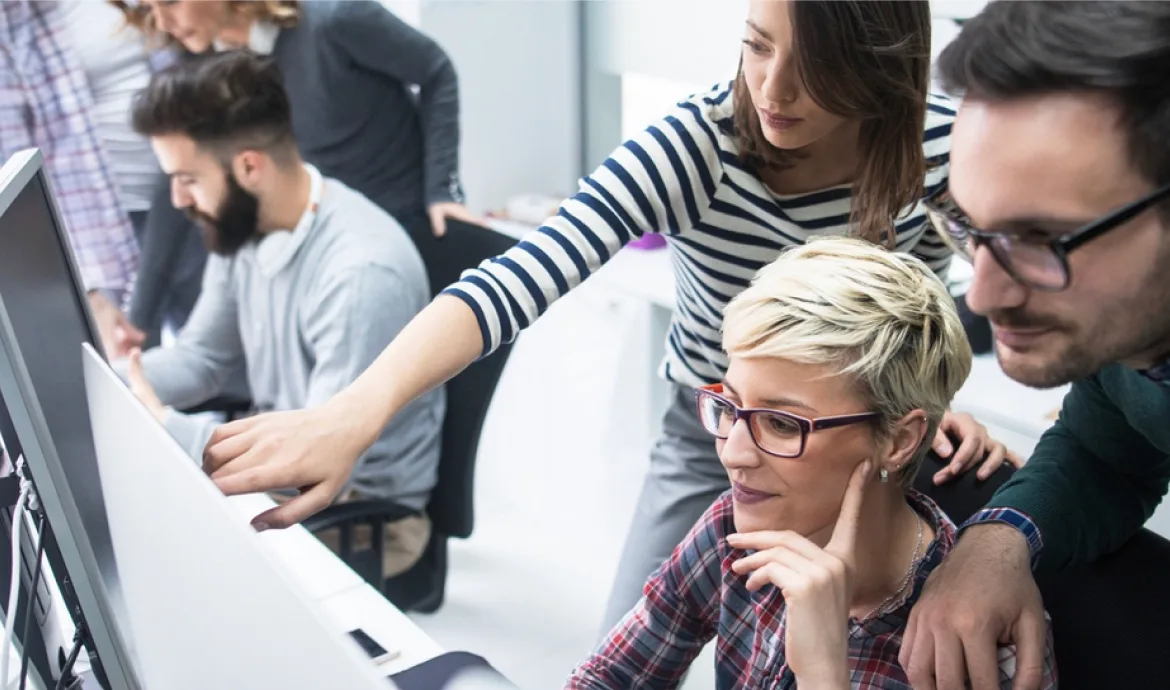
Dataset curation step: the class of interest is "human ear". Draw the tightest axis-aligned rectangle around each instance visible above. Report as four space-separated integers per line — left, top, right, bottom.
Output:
229 150 265 192
879 410 928 478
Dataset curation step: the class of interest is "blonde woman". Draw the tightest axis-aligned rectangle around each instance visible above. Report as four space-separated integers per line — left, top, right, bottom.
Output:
567 238 1057 689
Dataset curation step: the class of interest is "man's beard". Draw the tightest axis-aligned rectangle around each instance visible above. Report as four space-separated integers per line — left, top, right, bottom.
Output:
990 284 1170 388
182 172 260 256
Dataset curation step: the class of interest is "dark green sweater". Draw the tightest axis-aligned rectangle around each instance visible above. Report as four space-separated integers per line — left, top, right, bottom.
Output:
989 364 1170 572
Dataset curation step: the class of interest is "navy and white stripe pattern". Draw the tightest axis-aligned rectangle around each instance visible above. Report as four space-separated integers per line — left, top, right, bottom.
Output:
446 82 956 389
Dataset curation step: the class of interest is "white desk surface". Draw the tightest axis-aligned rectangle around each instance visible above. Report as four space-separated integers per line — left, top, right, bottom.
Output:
228 494 444 677
321 585 444 676
230 494 363 601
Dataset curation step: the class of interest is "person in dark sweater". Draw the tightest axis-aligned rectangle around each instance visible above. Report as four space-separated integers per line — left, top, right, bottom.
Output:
898 2 1170 689
115 0 473 242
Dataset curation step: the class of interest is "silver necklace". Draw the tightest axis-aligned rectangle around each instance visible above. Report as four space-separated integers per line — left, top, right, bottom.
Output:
857 513 924 623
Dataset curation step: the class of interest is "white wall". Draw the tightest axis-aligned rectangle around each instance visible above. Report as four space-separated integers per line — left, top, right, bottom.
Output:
586 0 988 84
582 0 988 166
379 0 421 27
930 0 988 20
619 74 706 141
585 0 746 88
418 1 582 212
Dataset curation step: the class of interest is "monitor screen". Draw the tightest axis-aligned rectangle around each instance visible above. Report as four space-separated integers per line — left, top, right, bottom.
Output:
0 150 138 688
0 161 112 556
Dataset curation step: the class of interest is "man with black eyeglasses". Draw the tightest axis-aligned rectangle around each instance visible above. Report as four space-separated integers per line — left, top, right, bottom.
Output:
897 2 1170 689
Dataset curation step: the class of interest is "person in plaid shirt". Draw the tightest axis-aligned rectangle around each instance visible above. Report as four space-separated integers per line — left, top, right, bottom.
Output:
0 0 140 355
567 239 1058 689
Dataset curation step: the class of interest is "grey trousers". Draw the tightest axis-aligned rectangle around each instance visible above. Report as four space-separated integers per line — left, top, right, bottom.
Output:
599 383 729 635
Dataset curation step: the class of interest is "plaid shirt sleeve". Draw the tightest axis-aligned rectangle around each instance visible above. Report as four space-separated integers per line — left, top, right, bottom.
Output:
960 507 1044 568
0 2 139 297
565 499 728 689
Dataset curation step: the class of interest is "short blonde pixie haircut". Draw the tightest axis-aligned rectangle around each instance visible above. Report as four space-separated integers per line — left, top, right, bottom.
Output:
722 237 973 486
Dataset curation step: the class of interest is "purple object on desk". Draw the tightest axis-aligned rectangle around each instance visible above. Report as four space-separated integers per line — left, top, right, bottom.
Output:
627 233 667 250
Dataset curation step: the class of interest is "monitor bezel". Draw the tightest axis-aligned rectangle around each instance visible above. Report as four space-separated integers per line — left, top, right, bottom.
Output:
0 149 139 689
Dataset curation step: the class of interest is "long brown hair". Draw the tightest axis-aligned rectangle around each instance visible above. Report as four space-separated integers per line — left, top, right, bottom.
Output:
733 1 932 247
110 1 300 47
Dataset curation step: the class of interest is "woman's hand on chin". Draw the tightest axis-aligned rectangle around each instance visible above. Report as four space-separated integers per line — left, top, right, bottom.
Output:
727 460 871 689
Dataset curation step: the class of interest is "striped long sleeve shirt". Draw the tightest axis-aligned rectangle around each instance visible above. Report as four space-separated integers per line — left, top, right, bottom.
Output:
446 82 954 389
0 1 138 296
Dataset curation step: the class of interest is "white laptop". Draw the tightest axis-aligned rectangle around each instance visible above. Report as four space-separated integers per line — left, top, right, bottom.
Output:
81 343 395 690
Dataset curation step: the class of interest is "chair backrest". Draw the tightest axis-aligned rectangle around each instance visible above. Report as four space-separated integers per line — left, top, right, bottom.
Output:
916 452 1170 689
913 450 1015 525
411 219 518 539
1035 528 1170 689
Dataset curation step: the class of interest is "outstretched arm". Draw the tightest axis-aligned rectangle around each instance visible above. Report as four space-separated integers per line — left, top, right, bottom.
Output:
203 95 726 527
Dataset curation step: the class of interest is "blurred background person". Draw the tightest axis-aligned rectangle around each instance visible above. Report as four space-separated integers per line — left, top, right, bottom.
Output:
115 0 474 245
0 0 140 355
59 0 206 352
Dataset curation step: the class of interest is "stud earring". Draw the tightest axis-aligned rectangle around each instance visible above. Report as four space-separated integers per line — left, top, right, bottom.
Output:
880 468 889 483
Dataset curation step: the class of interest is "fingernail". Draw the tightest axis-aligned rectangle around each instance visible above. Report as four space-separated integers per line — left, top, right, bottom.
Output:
252 521 270 532
940 443 952 455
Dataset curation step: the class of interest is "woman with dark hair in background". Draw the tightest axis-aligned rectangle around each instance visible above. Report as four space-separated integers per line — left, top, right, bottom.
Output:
201 0 1018 632
112 0 473 243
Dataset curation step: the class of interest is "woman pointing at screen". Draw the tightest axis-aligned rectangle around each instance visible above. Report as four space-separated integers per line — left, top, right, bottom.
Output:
202 0 1017 633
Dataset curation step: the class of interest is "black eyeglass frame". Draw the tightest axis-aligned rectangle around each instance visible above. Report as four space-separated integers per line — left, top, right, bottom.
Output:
924 183 1170 291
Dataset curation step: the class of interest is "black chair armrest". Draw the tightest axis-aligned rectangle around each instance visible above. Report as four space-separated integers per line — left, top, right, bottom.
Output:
302 499 426 592
302 499 421 533
179 395 254 417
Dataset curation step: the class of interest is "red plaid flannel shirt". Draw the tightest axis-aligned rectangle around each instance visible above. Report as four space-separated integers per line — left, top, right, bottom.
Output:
568 490 1058 689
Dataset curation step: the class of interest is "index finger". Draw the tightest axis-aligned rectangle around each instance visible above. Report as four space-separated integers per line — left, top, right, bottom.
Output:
827 459 871 558
947 433 985 474
128 348 151 380
212 460 302 498
244 482 334 530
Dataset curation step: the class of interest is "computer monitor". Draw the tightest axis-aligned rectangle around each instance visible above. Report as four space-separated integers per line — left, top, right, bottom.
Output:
0 149 139 688
82 345 394 689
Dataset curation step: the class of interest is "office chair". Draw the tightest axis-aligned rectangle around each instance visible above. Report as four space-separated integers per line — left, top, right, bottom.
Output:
303 219 519 613
181 395 253 422
916 451 1170 689
912 448 1015 525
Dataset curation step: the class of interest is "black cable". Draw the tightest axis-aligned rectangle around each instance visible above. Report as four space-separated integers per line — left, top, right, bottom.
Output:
53 630 83 690
18 512 46 690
